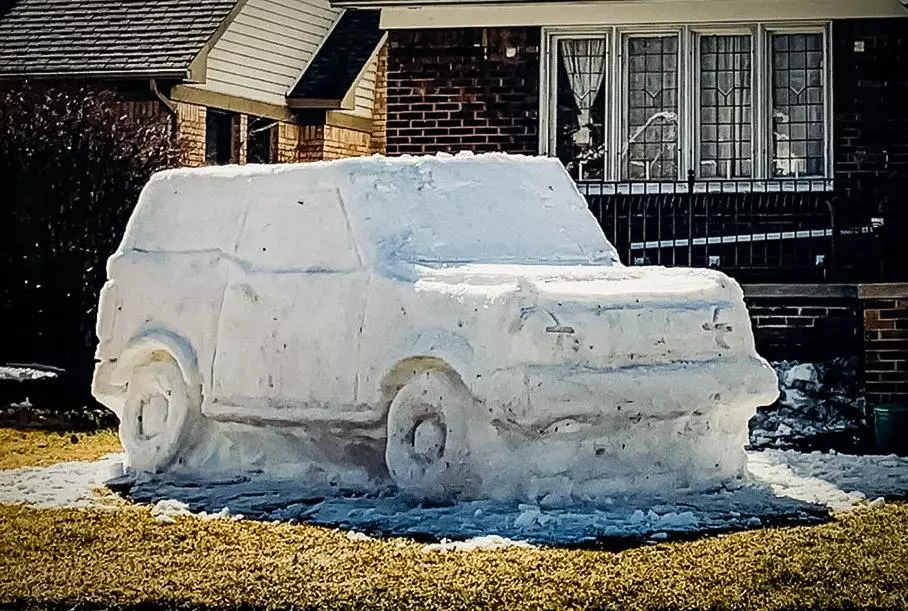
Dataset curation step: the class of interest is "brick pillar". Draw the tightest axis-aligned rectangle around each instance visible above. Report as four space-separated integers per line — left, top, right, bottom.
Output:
371 42 388 155
236 114 248 165
175 102 206 167
861 284 908 406
323 125 372 160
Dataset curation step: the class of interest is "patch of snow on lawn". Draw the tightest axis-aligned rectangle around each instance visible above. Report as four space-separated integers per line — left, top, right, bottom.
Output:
0 454 124 508
422 535 535 553
0 366 59 382
2 449 906 546
747 449 908 512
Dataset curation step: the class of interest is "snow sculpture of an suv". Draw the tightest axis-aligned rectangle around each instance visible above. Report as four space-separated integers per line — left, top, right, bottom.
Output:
92 153 778 503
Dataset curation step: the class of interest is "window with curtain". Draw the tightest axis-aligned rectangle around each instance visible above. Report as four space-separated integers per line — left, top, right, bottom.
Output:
544 24 830 183
555 37 607 180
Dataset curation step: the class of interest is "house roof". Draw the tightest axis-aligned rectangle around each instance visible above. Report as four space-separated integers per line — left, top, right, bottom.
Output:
288 9 383 106
0 0 239 79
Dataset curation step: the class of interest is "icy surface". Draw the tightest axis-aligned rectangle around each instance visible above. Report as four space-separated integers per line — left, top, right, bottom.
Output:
749 359 865 450
92 153 777 502
3 450 907 547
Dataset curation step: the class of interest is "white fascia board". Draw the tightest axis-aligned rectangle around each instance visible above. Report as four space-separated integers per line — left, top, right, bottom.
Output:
379 0 908 29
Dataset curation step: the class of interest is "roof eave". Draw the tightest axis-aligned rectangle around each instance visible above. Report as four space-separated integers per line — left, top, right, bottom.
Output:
0 68 189 81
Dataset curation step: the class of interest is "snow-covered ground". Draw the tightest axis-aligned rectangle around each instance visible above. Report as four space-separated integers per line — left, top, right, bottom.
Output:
1 449 906 547
749 359 866 450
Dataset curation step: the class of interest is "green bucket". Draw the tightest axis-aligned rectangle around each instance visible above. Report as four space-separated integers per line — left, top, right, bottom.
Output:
873 403 908 457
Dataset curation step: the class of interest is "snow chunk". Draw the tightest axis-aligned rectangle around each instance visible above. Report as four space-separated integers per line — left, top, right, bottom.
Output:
422 535 536 553
0 366 59 381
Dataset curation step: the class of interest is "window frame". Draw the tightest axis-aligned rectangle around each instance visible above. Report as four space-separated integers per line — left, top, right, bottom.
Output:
539 21 833 184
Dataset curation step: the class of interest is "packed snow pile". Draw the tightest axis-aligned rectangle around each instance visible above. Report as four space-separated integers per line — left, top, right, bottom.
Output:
91 152 777 504
749 359 865 450
0 366 60 382
2 449 907 546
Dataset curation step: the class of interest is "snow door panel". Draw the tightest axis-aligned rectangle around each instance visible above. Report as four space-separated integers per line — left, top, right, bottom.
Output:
209 266 368 421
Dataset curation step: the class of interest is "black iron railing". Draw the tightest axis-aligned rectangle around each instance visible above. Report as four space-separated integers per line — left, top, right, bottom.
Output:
577 171 889 283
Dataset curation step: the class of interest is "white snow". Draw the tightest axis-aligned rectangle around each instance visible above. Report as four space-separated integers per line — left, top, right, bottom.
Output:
0 366 59 381
749 359 865 449
0 454 124 508
92 152 777 503
2 449 906 547
421 535 535 553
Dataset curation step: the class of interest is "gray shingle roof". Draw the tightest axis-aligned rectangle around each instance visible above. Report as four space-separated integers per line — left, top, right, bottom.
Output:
0 0 239 78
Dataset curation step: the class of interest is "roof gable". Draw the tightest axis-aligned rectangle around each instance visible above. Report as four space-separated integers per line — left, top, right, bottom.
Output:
0 0 239 79
288 9 383 106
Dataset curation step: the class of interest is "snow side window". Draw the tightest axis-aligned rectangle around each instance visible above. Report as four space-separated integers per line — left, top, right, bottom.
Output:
205 109 236 166
543 24 831 182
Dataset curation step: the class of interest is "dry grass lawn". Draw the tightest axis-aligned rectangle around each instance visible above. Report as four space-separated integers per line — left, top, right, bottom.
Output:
0 427 121 470
1 428 907 610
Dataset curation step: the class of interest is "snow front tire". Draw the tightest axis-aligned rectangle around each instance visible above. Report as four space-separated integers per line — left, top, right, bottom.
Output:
385 369 475 500
119 352 200 472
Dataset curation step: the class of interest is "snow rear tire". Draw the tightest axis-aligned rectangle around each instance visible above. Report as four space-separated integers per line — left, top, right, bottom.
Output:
385 369 474 500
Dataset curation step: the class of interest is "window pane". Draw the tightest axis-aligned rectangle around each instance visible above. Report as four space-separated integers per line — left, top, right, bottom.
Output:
247 116 275 164
205 109 235 165
622 35 679 181
555 37 608 180
771 33 825 177
698 35 753 178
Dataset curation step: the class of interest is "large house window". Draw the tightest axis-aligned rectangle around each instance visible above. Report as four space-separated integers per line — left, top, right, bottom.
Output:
247 116 277 164
541 23 831 183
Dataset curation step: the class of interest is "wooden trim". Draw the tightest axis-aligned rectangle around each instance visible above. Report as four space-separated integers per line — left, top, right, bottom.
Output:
340 33 389 110
325 110 374 133
171 84 295 122
378 0 908 28
287 97 345 109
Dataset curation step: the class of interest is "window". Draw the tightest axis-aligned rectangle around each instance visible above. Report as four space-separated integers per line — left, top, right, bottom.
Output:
247 116 277 164
205 109 236 165
542 24 831 182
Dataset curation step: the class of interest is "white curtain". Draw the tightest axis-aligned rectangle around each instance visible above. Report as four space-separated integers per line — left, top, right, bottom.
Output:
560 38 607 148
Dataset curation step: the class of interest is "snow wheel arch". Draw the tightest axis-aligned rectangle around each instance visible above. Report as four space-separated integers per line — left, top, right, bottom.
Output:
385 368 475 500
117 344 201 472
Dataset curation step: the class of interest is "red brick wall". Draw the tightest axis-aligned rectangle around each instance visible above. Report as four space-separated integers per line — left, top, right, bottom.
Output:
862 287 908 406
386 28 540 156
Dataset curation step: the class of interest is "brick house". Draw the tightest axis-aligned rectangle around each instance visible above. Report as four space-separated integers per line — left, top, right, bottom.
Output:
332 0 908 408
0 0 388 164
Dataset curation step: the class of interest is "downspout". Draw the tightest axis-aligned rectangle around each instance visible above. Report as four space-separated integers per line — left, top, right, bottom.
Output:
149 79 179 141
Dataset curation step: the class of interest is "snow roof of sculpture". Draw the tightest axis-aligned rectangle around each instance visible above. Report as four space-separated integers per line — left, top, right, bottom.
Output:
121 153 621 270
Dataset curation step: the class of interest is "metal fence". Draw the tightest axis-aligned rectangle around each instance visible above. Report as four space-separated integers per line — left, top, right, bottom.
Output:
577 171 889 283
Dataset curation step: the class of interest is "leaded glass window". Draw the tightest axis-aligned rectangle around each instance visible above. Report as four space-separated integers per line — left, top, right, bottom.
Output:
771 33 825 177
698 35 752 178
623 35 679 180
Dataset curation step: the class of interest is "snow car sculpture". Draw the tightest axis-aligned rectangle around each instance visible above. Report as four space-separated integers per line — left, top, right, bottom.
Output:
93 153 778 503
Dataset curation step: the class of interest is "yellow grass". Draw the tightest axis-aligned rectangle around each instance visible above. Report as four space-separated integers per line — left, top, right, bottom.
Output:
0 428 121 470
2 428 907 609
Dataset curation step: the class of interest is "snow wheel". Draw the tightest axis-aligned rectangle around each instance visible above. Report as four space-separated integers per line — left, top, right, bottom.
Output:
119 352 200 472
385 369 473 499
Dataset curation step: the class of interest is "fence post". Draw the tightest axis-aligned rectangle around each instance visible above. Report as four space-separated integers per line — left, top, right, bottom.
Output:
687 169 695 266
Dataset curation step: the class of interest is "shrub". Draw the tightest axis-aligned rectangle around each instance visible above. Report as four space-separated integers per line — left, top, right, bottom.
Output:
0 82 183 407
